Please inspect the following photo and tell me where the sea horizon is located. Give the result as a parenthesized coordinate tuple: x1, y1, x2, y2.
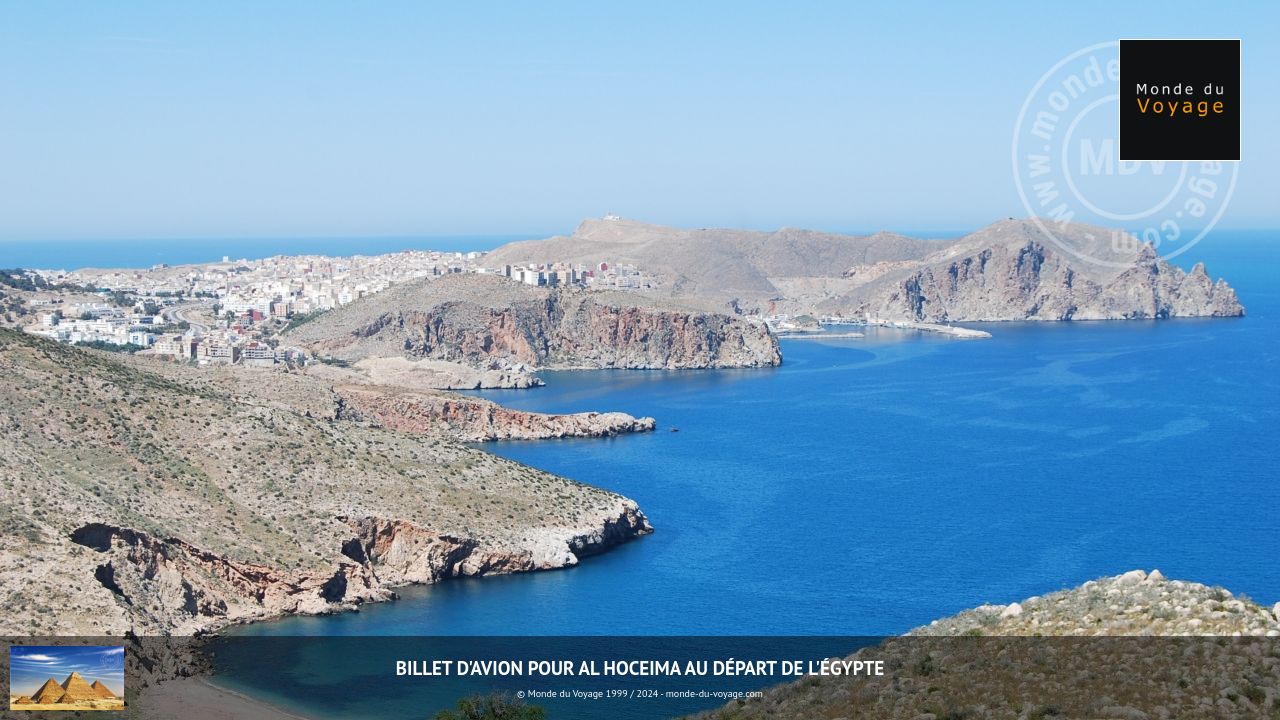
(1, 226, 1273, 273)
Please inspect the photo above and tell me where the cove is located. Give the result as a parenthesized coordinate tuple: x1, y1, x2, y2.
(223, 233, 1279, 718)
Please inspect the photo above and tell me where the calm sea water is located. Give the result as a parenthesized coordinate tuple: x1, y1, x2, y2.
(47, 229, 1266, 717)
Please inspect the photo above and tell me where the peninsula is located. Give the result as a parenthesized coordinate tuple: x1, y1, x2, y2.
(485, 217, 1244, 322)
(0, 329, 651, 638)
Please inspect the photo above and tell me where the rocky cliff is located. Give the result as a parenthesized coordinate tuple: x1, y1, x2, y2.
(697, 570, 1280, 720)
(336, 385, 656, 442)
(286, 273, 781, 369)
(0, 329, 652, 636)
(480, 217, 1245, 323)
(63, 507, 652, 635)
(832, 220, 1245, 322)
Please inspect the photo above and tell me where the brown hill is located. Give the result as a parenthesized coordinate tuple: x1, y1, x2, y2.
(31, 678, 65, 704)
(485, 218, 1243, 321)
(91, 680, 118, 699)
(485, 218, 949, 300)
(0, 328, 650, 636)
(285, 273, 780, 369)
(820, 219, 1244, 321)
(696, 571, 1280, 719)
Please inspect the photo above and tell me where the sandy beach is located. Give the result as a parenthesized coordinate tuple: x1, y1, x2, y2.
(133, 678, 313, 720)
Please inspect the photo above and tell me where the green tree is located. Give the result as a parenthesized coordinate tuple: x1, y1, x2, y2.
(433, 693, 545, 720)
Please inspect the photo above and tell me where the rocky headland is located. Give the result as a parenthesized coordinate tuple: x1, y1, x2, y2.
(828, 220, 1245, 322)
(285, 273, 781, 370)
(484, 218, 1244, 323)
(697, 570, 1280, 719)
(0, 329, 652, 637)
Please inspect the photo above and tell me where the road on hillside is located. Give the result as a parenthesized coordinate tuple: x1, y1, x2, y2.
(165, 303, 211, 335)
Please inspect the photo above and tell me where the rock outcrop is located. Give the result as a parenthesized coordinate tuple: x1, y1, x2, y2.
(480, 217, 1245, 323)
(68, 507, 653, 635)
(834, 221, 1245, 321)
(335, 385, 656, 442)
(287, 274, 781, 369)
(69, 523, 391, 634)
(697, 571, 1280, 720)
(340, 509, 651, 586)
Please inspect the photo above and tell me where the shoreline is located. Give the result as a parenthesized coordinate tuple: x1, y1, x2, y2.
(137, 677, 316, 720)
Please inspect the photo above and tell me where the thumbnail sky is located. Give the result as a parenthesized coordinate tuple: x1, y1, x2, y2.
(0, 1, 1276, 240)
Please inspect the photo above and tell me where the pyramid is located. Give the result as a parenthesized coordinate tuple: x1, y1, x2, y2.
(59, 671, 100, 702)
(90, 680, 118, 699)
(31, 678, 65, 704)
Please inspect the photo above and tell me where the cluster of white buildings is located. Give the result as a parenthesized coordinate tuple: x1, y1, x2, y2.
(25, 237, 666, 364)
(25, 303, 164, 348)
(498, 261, 657, 290)
(37, 249, 490, 321)
(151, 333, 306, 367)
(22, 299, 308, 367)
(33, 246, 662, 329)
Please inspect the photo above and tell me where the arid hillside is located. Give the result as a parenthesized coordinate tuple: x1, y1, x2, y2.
(697, 570, 1280, 719)
(484, 218, 1243, 321)
(0, 330, 650, 636)
(285, 273, 780, 369)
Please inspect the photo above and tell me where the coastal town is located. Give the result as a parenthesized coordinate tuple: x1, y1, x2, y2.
(10, 234, 993, 368)
(13, 242, 661, 366)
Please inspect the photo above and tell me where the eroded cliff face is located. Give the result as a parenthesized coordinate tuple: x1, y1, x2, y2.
(837, 228, 1245, 322)
(291, 275, 781, 369)
(69, 523, 391, 635)
(69, 507, 653, 634)
(335, 385, 656, 442)
(340, 508, 651, 586)
(369, 300, 779, 368)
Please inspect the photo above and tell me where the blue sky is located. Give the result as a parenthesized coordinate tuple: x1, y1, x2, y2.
(9, 645, 125, 696)
(0, 1, 1276, 241)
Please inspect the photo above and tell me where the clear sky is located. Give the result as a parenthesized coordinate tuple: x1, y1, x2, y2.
(1, 1, 1276, 241)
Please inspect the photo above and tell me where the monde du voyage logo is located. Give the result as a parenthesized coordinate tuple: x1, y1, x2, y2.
(1120, 39, 1240, 161)
(1012, 39, 1240, 268)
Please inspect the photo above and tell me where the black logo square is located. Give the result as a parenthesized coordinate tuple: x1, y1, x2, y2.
(1119, 39, 1240, 161)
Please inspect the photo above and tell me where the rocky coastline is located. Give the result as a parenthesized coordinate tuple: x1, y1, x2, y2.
(335, 384, 656, 442)
(65, 505, 653, 637)
(482, 217, 1246, 323)
(0, 329, 654, 639)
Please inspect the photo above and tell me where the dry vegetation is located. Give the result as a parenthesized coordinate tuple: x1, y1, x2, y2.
(0, 329, 648, 635)
(695, 571, 1280, 719)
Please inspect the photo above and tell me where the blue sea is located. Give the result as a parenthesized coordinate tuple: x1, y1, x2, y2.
(28, 230, 1276, 717)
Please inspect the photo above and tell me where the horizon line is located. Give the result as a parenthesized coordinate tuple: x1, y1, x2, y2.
(1, 223, 1276, 246)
